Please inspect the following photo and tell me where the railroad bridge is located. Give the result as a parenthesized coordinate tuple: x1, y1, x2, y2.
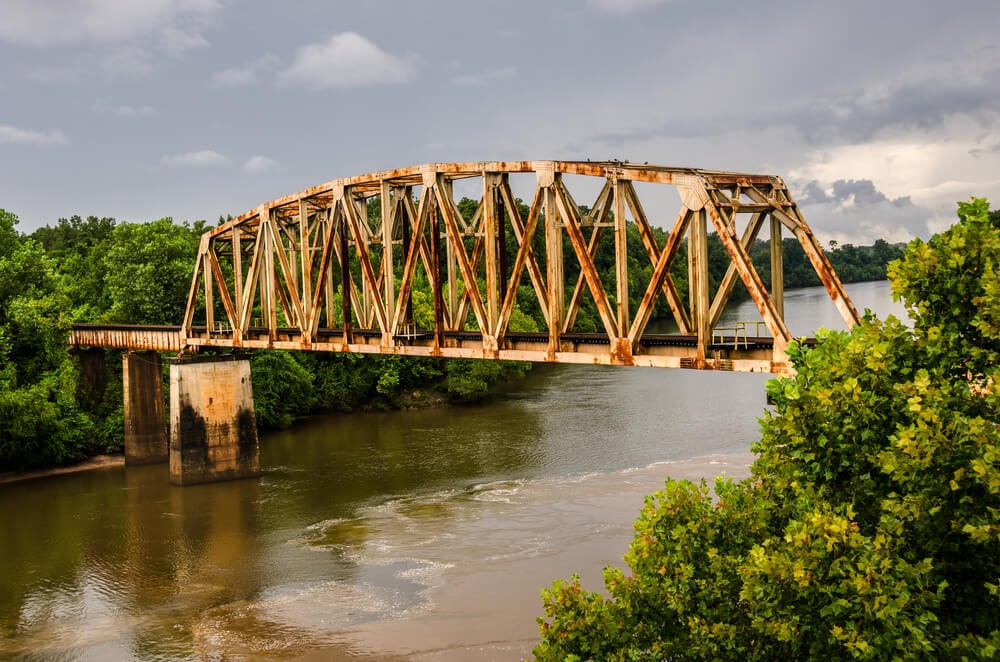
(70, 160, 860, 485)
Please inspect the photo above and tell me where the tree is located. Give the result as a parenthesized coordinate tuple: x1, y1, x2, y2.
(534, 198, 1000, 660)
(101, 218, 203, 325)
(0, 210, 101, 470)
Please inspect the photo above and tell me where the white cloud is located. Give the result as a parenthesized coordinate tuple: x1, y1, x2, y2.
(161, 149, 228, 168)
(209, 54, 280, 88)
(588, 0, 674, 13)
(0, 125, 68, 145)
(244, 156, 277, 173)
(0, 0, 220, 50)
(278, 32, 412, 90)
(452, 66, 517, 87)
(93, 102, 154, 118)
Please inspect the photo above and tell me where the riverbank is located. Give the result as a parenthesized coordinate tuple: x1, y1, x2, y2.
(0, 453, 124, 486)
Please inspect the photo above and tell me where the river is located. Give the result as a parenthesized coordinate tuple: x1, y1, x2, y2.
(0, 281, 905, 661)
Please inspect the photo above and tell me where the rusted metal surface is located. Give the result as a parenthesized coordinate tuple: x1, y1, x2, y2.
(71, 161, 861, 377)
(70, 325, 182, 352)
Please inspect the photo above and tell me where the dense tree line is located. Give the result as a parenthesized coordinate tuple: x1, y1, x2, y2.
(0, 202, 902, 472)
(533, 199, 1000, 660)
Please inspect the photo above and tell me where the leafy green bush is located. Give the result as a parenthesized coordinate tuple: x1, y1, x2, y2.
(534, 199, 1000, 661)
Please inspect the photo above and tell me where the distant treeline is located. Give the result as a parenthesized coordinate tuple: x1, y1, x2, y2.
(1, 202, 906, 471)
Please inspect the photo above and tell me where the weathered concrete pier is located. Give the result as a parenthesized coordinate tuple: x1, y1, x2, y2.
(122, 351, 168, 465)
(167, 354, 259, 485)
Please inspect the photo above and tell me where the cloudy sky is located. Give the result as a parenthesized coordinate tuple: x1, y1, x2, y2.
(1, 0, 998, 244)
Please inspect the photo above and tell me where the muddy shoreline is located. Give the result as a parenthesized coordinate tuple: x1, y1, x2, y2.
(0, 454, 124, 486)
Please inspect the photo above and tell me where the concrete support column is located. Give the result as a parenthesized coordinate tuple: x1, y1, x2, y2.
(167, 355, 260, 486)
(77, 348, 108, 412)
(122, 351, 168, 465)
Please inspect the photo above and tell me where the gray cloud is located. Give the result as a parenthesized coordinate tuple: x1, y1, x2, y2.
(244, 156, 277, 173)
(588, 0, 675, 13)
(794, 178, 934, 244)
(161, 150, 228, 168)
(209, 54, 280, 88)
(452, 66, 516, 87)
(0, 0, 219, 50)
(93, 102, 154, 118)
(588, 65, 1000, 149)
(970, 143, 1000, 158)
(0, 124, 67, 145)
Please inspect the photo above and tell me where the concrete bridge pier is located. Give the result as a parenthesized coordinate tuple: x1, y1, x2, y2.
(166, 354, 260, 486)
(76, 347, 108, 412)
(123, 351, 168, 465)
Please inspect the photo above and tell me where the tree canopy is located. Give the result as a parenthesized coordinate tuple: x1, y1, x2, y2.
(534, 198, 1000, 661)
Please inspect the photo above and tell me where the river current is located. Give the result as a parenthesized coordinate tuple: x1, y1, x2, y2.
(0, 281, 905, 660)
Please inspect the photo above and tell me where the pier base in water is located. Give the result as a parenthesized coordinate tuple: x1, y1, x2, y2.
(123, 351, 168, 465)
(166, 355, 259, 486)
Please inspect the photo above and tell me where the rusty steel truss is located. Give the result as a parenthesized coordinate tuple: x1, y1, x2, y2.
(178, 161, 860, 374)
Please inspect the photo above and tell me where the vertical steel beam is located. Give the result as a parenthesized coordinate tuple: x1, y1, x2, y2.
(444, 182, 459, 329)
(339, 211, 353, 344)
(429, 196, 444, 348)
(203, 245, 214, 334)
(613, 177, 629, 339)
(232, 226, 243, 342)
(497, 177, 509, 307)
(484, 174, 501, 335)
(323, 211, 335, 329)
(261, 207, 277, 339)
(400, 189, 414, 328)
(688, 208, 710, 363)
(354, 197, 373, 329)
(381, 181, 395, 344)
(771, 215, 784, 320)
(542, 167, 563, 357)
(299, 200, 312, 331)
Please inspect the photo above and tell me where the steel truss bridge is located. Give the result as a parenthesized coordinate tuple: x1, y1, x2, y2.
(71, 161, 861, 375)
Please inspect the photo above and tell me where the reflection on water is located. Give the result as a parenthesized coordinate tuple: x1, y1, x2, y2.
(0, 465, 264, 660)
(0, 281, 899, 660)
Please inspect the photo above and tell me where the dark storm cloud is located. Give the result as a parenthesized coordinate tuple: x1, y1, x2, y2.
(970, 143, 1000, 158)
(793, 179, 934, 243)
(830, 180, 889, 206)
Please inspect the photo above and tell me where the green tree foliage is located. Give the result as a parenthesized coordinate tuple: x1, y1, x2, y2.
(888, 196, 1000, 381)
(0, 210, 100, 469)
(101, 218, 204, 324)
(31, 215, 117, 320)
(534, 198, 1000, 660)
(250, 351, 316, 429)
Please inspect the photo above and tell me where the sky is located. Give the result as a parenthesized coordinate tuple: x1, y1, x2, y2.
(1, 0, 999, 245)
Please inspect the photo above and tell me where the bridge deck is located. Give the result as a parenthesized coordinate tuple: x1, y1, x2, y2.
(70, 324, 801, 373)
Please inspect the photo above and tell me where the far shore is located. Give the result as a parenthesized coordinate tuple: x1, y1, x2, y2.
(0, 454, 125, 486)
